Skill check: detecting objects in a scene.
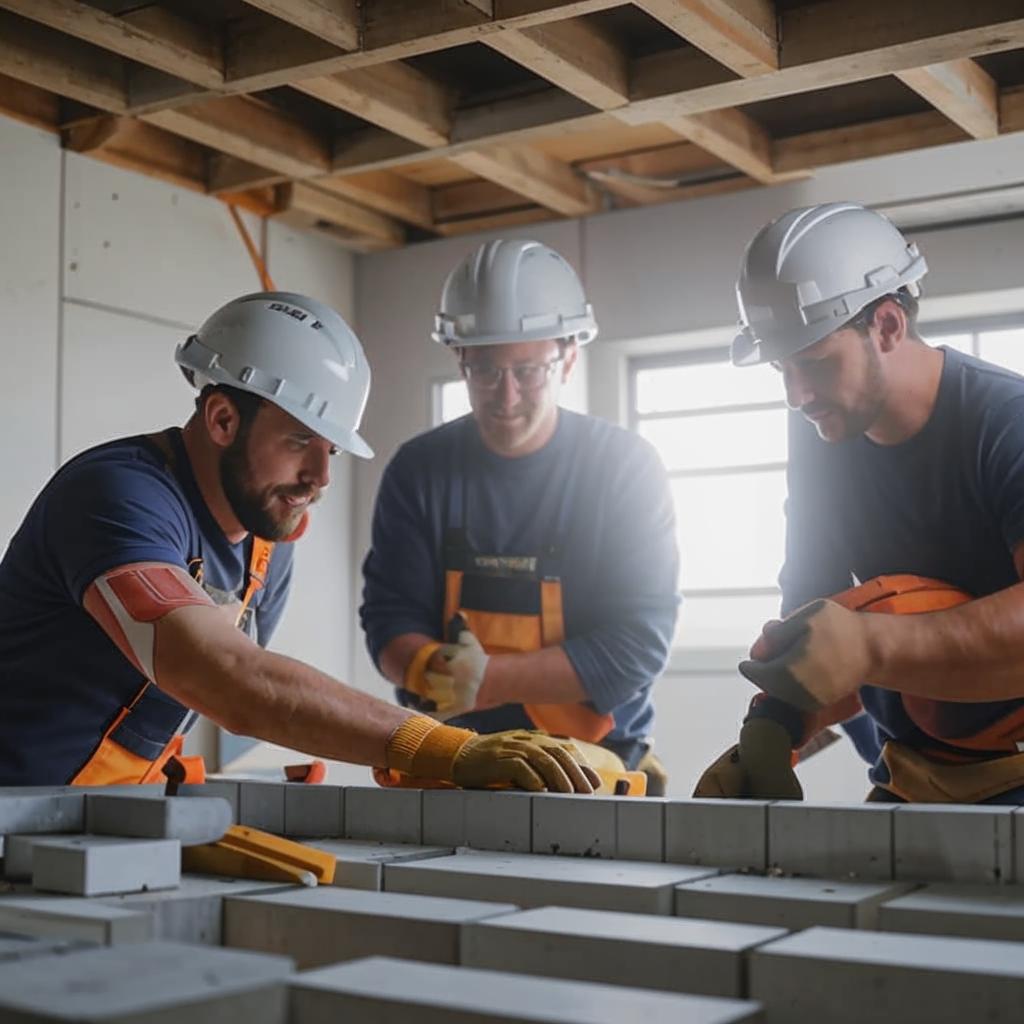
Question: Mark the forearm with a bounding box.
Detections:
[867,581,1024,701]
[378,632,438,687]
[477,645,587,707]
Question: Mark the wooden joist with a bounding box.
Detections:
[274,181,406,249]
[659,107,779,185]
[237,0,360,51]
[315,171,435,229]
[896,59,1000,140]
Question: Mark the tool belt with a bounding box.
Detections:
[875,740,1024,803]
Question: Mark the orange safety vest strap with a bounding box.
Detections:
[238,536,274,628]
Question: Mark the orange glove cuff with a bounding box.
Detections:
[404,642,442,695]
[385,715,476,780]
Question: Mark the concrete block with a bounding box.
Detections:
[768,803,894,880]
[387,850,716,914]
[344,786,422,844]
[616,797,665,861]
[0,939,292,1022]
[238,781,287,833]
[86,794,232,845]
[284,785,344,837]
[0,895,154,945]
[676,873,913,930]
[462,905,785,997]
[0,932,90,962]
[893,804,1014,883]
[32,836,181,896]
[310,839,453,891]
[0,790,85,835]
[99,874,300,945]
[879,883,1024,942]
[532,794,616,858]
[422,789,469,846]
[750,925,1024,1023]
[290,956,762,1024]
[5,834,88,881]
[180,780,240,820]
[224,886,516,969]
[465,790,532,852]
[665,800,767,871]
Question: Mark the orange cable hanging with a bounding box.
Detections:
[225,202,276,291]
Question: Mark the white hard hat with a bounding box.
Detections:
[433,239,598,348]
[175,291,373,458]
[731,202,927,367]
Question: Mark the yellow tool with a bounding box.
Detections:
[182,825,336,886]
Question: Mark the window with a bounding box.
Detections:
[630,316,1024,657]
[629,349,787,653]
[432,378,472,425]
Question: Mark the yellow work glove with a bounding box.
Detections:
[692,719,803,800]
[404,632,489,720]
[739,599,874,712]
[385,716,600,793]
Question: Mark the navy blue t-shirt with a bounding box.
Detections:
[758,347,1024,770]
[0,429,293,785]
[359,411,680,750]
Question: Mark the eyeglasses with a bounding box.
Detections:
[460,356,565,392]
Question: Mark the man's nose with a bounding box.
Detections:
[302,445,331,490]
[782,364,813,411]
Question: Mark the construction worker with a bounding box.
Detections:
[0,291,598,795]
[360,240,680,793]
[696,201,1024,804]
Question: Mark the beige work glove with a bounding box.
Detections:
[385,717,600,793]
[693,719,803,800]
[425,629,490,721]
[740,599,874,712]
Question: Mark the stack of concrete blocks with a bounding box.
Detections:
[3,781,1024,1022]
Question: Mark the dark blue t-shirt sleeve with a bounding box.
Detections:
[981,396,1024,558]
[360,446,443,668]
[45,457,192,603]
[256,542,294,647]
[561,436,680,714]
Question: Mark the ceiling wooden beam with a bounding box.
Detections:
[0,0,223,89]
[895,59,1000,140]
[207,155,289,194]
[773,109,968,175]
[660,108,779,184]
[485,17,629,110]
[274,181,405,249]
[0,12,127,111]
[0,71,60,130]
[432,177,532,223]
[143,96,332,179]
[634,0,778,77]
[61,114,208,192]
[294,63,456,147]
[451,143,600,216]
[237,0,359,51]
[315,171,435,229]
[433,206,559,237]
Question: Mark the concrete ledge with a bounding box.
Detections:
[893,805,1014,883]
[665,801,767,872]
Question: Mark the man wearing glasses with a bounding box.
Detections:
[360,239,680,791]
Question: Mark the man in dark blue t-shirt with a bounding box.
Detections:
[360,240,680,787]
[0,290,598,795]
[697,202,1024,804]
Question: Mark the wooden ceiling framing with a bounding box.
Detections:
[1,1,1023,251]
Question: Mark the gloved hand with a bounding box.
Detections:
[740,599,874,712]
[385,716,601,793]
[692,719,803,800]
[424,629,489,720]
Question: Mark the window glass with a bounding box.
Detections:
[979,328,1024,376]
[635,359,780,414]
[639,407,787,472]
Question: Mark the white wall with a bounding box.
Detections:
[354,130,1024,802]
[0,114,359,776]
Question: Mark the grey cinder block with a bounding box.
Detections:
[462,905,785,997]
[665,800,768,872]
[0,895,154,945]
[532,794,616,858]
[750,925,1024,1023]
[310,838,453,891]
[422,789,469,846]
[0,932,91,962]
[284,785,344,837]
[179,780,241,819]
[31,836,181,896]
[5,834,86,881]
[386,850,716,914]
[879,883,1024,942]
[224,886,516,969]
[99,874,300,945]
[0,939,293,1023]
[768,803,895,880]
[290,956,762,1024]
[615,796,666,861]
[676,873,913,930]
[0,790,85,835]
[238,782,287,833]
[893,804,1014,883]
[465,790,532,852]
[344,786,423,844]
[86,794,232,845]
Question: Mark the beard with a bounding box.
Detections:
[806,337,886,442]
[220,429,319,541]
